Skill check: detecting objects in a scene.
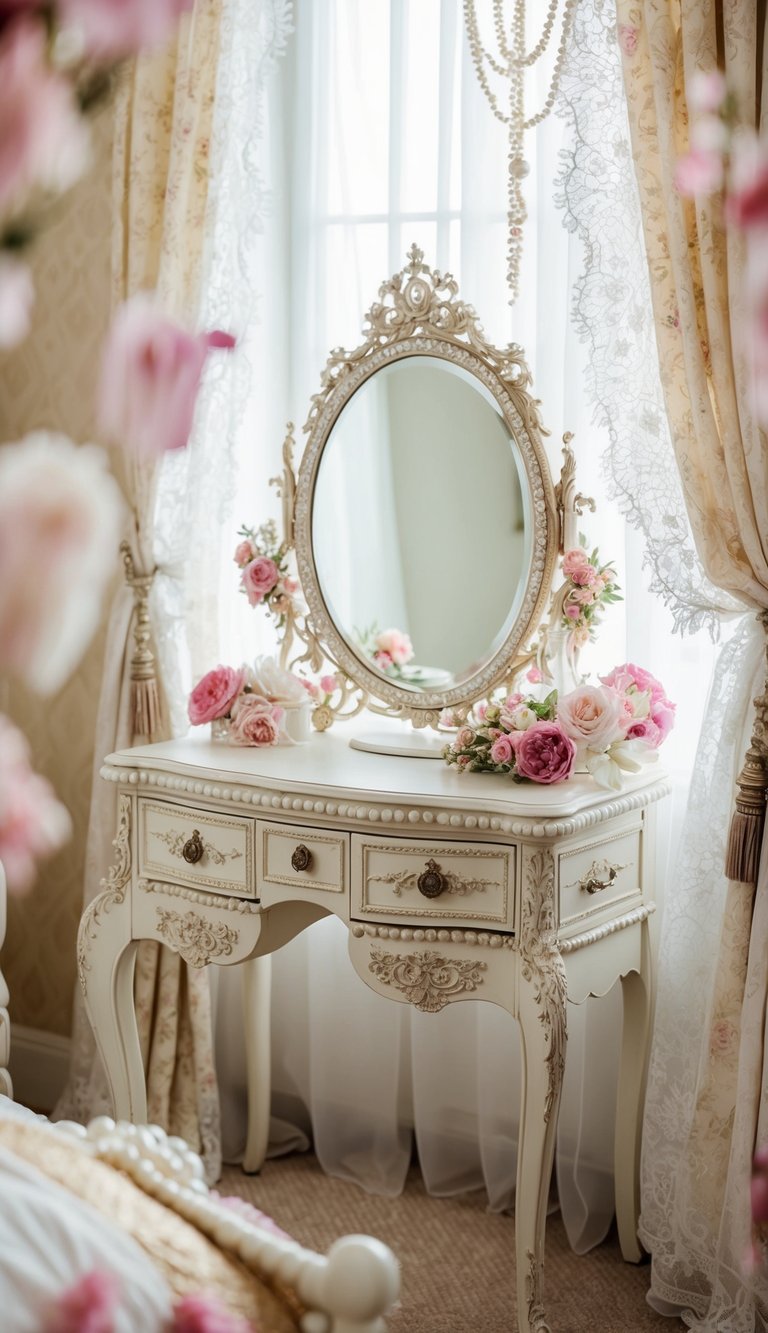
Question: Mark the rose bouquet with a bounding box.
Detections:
[444,663,675,791]
[234,521,299,627]
[188,656,311,747]
[356,623,414,678]
[559,541,621,650]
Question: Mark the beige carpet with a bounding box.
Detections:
[220,1154,679,1333]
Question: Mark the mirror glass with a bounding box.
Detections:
[312,356,532,693]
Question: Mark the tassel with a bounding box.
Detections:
[725,614,768,885]
[120,541,161,742]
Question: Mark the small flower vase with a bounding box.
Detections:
[542,625,583,698]
[210,716,232,742]
[281,700,312,745]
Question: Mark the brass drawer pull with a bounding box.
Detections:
[182,830,204,865]
[580,860,625,895]
[291,844,312,872]
[417,859,447,899]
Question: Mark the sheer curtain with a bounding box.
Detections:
[200,0,715,1255]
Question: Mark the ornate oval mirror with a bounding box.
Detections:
[292,246,560,727]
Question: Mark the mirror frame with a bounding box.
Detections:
[289,246,562,728]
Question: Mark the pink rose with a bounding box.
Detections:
[514,722,576,784]
[241,556,279,606]
[373,650,393,671]
[572,586,596,605]
[283,576,299,594]
[564,602,581,621]
[59,0,194,58]
[46,1269,120,1333]
[561,548,590,578]
[674,148,723,198]
[319,674,338,694]
[490,735,514,765]
[187,665,245,725]
[618,23,638,56]
[709,1019,736,1055]
[0,18,90,217]
[233,539,254,566]
[0,255,33,349]
[230,696,281,747]
[570,563,597,587]
[453,727,475,751]
[374,627,414,666]
[97,294,235,457]
[557,685,624,750]
[0,714,71,895]
[526,666,542,684]
[625,716,662,748]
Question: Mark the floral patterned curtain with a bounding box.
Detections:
[614,1,768,1324]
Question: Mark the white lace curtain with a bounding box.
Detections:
[170,0,717,1255]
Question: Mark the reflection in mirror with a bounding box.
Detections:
[312,356,532,693]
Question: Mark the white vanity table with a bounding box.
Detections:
[79,250,670,1331]
[80,721,668,1333]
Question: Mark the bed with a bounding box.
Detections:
[0,1096,399,1332]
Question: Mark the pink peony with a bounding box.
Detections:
[0,431,122,694]
[561,548,590,578]
[230,696,281,747]
[374,627,414,666]
[0,254,33,348]
[557,685,624,750]
[514,722,576,784]
[674,148,723,197]
[490,735,514,765]
[601,663,675,744]
[625,716,662,748]
[0,714,72,895]
[233,540,254,566]
[45,1268,120,1333]
[241,556,279,606]
[187,665,245,726]
[59,0,194,58]
[0,18,90,217]
[617,23,638,56]
[170,1292,252,1333]
[319,674,338,694]
[97,294,235,457]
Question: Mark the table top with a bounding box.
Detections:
[105,716,668,823]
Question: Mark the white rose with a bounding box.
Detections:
[250,655,307,705]
[557,685,624,751]
[510,705,537,731]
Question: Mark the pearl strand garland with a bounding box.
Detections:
[463,0,578,303]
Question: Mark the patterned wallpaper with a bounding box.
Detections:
[0,107,116,1037]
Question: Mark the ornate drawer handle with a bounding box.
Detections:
[291,844,313,872]
[182,830,204,865]
[580,860,624,895]
[417,859,447,899]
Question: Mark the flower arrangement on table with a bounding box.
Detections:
[234,521,299,627]
[443,663,675,791]
[187,656,314,747]
[355,624,414,678]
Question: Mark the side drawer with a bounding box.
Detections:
[557,821,642,930]
[258,822,349,905]
[352,834,514,930]
[138,800,255,898]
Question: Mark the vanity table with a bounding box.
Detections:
[80,723,668,1333]
[80,250,670,1332]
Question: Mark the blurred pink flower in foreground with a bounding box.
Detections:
[0,17,89,217]
[171,1292,253,1333]
[0,431,122,693]
[97,295,235,457]
[0,254,33,348]
[59,0,194,58]
[45,1269,119,1333]
[0,715,71,895]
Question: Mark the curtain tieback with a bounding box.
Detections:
[120,540,161,742]
[725,609,768,884]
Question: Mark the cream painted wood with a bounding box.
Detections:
[81,727,670,1333]
[138,799,256,898]
[0,862,11,1099]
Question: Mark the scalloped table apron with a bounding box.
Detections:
[79,728,669,1333]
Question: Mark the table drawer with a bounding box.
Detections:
[138,800,255,898]
[258,822,348,898]
[352,834,513,930]
[557,822,642,929]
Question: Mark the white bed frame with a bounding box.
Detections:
[53,1115,400,1333]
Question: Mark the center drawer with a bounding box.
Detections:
[138,799,255,898]
[352,834,514,930]
[257,822,349,906]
